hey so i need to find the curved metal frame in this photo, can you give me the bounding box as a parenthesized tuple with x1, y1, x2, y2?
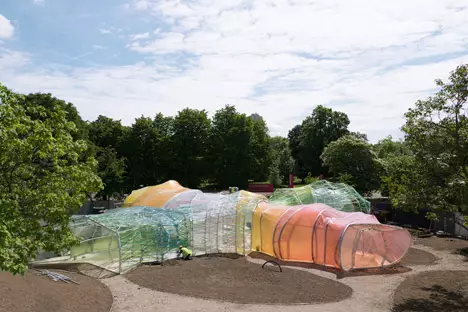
(271, 207, 295, 258)
(337, 223, 412, 271)
(262, 260, 282, 272)
(310, 208, 330, 262)
(276, 206, 305, 260)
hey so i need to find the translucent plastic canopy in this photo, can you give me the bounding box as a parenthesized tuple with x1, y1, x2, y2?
(269, 180, 371, 213)
(33, 181, 409, 276)
(163, 190, 267, 256)
(122, 180, 189, 208)
(252, 202, 411, 271)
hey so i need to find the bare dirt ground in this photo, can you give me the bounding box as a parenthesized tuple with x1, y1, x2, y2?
(125, 255, 353, 304)
(101, 236, 468, 312)
(0, 269, 113, 312)
(413, 235, 468, 255)
(393, 270, 468, 312)
(400, 248, 437, 266)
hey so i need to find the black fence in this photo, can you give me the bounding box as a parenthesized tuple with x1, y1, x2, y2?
(368, 197, 468, 238)
(77, 200, 122, 215)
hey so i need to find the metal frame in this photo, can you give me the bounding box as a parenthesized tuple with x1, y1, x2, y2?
(276, 206, 304, 260)
(271, 207, 295, 258)
(337, 223, 412, 271)
(310, 208, 330, 262)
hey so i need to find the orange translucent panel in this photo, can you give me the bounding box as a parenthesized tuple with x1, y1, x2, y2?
(254, 202, 412, 271)
(122, 180, 189, 208)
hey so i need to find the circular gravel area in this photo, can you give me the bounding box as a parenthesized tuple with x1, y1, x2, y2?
(400, 248, 437, 266)
(125, 256, 353, 304)
(393, 270, 468, 312)
(0, 270, 113, 312)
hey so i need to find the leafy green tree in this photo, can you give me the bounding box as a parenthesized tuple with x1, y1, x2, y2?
(172, 108, 211, 188)
(269, 136, 294, 185)
(88, 116, 128, 198)
(122, 117, 158, 189)
(153, 113, 175, 183)
(208, 105, 253, 189)
(0, 84, 102, 274)
(321, 134, 382, 195)
(390, 64, 468, 213)
(288, 124, 307, 181)
(249, 114, 272, 182)
(296, 105, 350, 177)
(94, 147, 126, 199)
(373, 136, 413, 197)
(88, 115, 127, 151)
(24, 93, 89, 141)
(373, 135, 409, 159)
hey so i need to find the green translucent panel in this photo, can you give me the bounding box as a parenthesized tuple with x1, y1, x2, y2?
(269, 180, 371, 213)
(66, 207, 192, 274)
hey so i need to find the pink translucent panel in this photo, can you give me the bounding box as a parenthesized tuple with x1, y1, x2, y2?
(256, 203, 412, 271)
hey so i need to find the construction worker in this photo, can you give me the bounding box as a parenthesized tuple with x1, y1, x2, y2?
(177, 245, 192, 260)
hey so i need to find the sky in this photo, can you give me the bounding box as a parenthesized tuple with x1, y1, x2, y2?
(1, 0, 468, 143)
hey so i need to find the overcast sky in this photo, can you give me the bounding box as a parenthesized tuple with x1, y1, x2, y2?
(1, 0, 468, 142)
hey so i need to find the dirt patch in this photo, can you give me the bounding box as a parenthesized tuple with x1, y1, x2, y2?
(125, 256, 353, 304)
(414, 236, 468, 253)
(249, 251, 412, 279)
(400, 248, 437, 266)
(0, 270, 113, 312)
(393, 270, 468, 312)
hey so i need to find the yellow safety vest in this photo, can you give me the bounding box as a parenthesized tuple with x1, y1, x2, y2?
(180, 247, 192, 257)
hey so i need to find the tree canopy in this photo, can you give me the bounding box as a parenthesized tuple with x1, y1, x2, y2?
(171, 108, 211, 188)
(321, 134, 382, 195)
(0, 84, 102, 274)
(291, 105, 350, 179)
(386, 64, 468, 214)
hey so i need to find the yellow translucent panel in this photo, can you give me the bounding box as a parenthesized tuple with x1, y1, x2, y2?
(122, 180, 189, 208)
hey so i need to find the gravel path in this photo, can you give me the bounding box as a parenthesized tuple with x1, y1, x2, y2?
(102, 242, 468, 312)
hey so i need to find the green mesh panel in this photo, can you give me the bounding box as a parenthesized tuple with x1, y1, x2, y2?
(269, 180, 371, 213)
(65, 207, 192, 274)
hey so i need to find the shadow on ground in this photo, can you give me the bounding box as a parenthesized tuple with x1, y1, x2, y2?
(392, 270, 468, 312)
(248, 252, 412, 279)
(455, 247, 468, 261)
(393, 285, 468, 312)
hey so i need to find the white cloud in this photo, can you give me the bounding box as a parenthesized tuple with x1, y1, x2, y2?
(92, 44, 108, 50)
(33, 0, 44, 5)
(99, 26, 122, 35)
(3, 0, 468, 143)
(99, 28, 112, 35)
(130, 32, 150, 40)
(0, 14, 14, 39)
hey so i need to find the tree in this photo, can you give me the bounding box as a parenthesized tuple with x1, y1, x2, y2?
(95, 147, 126, 199)
(249, 114, 272, 182)
(295, 105, 350, 177)
(208, 105, 253, 189)
(374, 136, 413, 197)
(391, 64, 468, 213)
(373, 135, 409, 159)
(0, 83, 102, 274)
(288, 124, 307, 181)
(269, 136, 294, 185)
(88, 116, 128, 198)
(122, 116, 162, 189)
(171, 108, 211, 188)
(88, 115, 127, 151)
(321, 134, 382, 195)
(24, 93, 89, 141)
